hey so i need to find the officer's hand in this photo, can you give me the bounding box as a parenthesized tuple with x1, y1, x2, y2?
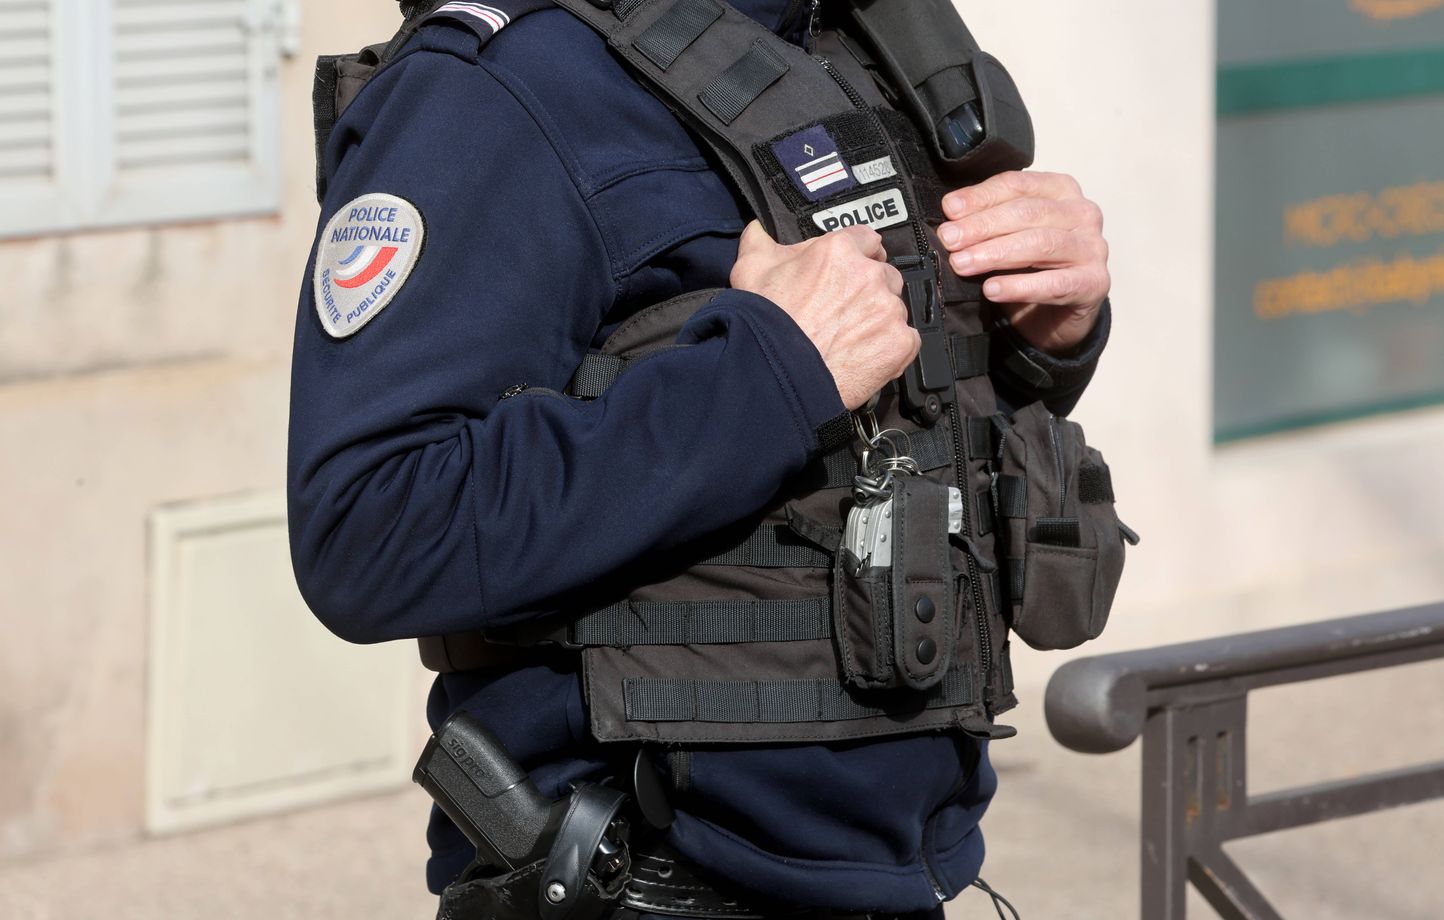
(938, 171, 1110, 355)
(731, 221, 919, 410)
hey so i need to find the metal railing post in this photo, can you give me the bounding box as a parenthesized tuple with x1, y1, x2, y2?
(1044, 602, 1444, 919)
(1140, 706, 1188, 919)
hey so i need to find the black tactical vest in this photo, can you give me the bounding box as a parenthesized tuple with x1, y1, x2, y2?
(315, 0, 1133, 748)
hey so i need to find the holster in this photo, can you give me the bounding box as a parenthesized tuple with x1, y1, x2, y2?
(438, 858, 624, 920)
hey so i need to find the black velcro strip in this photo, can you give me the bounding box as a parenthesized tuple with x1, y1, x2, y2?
(699, 39, 789, 125)
(1078, 463, 1115, 504)
(950, 333, 991, 380)
(1031, 516, 1081, 547)
(814, 412, 853, 454)
(634, 0, 722, 70)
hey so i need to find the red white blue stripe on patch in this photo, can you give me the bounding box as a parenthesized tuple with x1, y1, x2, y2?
(770, 124, 857, 203)
(333, 244, 400, 289)
(796, 151, 849, 194)
(431, 1, 512, 34)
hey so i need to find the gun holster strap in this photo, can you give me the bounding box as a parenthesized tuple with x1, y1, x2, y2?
(541, 786, 630, 920)
(439, 858, 617, 920)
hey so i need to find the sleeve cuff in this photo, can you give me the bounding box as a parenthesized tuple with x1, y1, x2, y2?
(684, 289, 850, 454)
(990, 298, 1112, 415)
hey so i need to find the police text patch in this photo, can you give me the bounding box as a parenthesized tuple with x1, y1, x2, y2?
(812, 188, 909, 233)
(313, 193, 425, 339)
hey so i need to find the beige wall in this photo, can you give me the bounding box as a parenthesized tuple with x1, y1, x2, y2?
(0, 4, 403, 862)
(2, 0, 1441, 868)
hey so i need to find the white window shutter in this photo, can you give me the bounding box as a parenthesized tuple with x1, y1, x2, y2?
(94, 0, 283, 228)
(0, 0, 78, 238)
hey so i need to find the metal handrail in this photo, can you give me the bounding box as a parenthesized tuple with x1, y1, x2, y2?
(1044, 602, 1444, 919)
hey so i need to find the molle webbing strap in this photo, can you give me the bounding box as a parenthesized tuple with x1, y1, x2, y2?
(313, 56, 344, 200)
(966, 416, 999, 460)
(568, 345, 693, 398)
(547, 0, 860, 243)
(568, 352, 628, 398)
(994, 474, 1027, 519)
(634, 0, 723, 70)
(698, 39, 789, 124)
(1007, 557, 1025, 600)
(623, 667, 975, 723)
(950, 333, 991, 380)
(975, 491, 995, 535)
(815, 422, 954, 489)
(697, 523, 832, 568)
(571, 596, 830, 646)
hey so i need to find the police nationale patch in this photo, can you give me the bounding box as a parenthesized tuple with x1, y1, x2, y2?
(313, 193, 425, 339)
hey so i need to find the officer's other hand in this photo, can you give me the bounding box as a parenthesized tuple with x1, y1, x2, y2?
(938, 171, 1110, 355)
(731, 221, 919, 410)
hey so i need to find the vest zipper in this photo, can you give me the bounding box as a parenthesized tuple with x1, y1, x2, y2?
(952, 401, 992, 676)
(816, 57, 932, 259)
(820, 53, 995, 687)
(1047, 412, 1066, 514)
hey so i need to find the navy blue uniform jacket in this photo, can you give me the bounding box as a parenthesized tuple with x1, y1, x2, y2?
(289, 0, 1109, 910)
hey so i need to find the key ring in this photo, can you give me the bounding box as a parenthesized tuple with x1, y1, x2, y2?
(852, 406, 882, 448)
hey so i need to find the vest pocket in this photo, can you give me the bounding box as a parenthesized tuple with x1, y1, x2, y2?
(832, 551, 898, 690)
(991, 403, 1131, 651)
(832, 476, 960, 691)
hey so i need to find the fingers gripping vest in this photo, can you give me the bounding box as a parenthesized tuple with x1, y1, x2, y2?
(339, 0, 1133, 744)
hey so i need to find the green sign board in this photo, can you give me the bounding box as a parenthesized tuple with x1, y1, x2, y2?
(1214, 0, 1444, 441)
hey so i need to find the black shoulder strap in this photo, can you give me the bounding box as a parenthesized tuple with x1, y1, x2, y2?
(547, 0, 860, 243)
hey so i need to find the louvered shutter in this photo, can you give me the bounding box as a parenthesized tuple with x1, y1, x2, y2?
(0, 0, 77, 238)
(96, 0, 282, 227)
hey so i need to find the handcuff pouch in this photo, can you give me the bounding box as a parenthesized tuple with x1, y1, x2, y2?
(832, 477, 957, 691)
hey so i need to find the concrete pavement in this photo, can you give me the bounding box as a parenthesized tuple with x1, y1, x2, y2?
(3, 656, 1441, 919)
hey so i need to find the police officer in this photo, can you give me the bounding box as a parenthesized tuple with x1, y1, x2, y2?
(290, 0, 1112, 914)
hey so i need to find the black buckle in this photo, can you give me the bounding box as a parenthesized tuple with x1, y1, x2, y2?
(892, 252, 954, 426)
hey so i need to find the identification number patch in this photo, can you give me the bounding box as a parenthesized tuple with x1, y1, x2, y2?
(812, 188, 910, 233)
(313, 193, 425, 339)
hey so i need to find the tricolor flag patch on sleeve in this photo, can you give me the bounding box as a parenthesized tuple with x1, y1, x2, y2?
(771, 125, 857, 203)
(426, 2, 515, 37)
(313, 193, 425, 339)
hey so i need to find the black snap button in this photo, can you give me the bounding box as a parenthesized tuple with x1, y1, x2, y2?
(915, 595, 936, 623)
(916, 638, 937, 665)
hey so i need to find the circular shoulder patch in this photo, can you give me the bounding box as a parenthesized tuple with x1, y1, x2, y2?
(313, 193, 425, 339)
